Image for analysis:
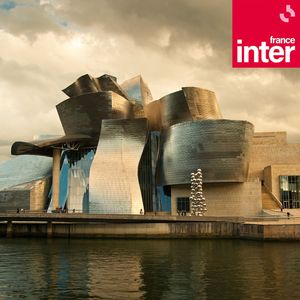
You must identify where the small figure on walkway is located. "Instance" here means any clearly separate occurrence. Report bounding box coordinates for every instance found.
[287,212,290,219]
[72,208,75,213]
[16,208,20,213]
[140,209,143,215]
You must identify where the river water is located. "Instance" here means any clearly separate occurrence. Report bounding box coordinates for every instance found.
[0,238,300,299]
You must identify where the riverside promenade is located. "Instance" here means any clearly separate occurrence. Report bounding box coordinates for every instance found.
[1,211,300,240]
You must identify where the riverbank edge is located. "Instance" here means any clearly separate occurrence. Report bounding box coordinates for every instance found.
[0,213,299,240]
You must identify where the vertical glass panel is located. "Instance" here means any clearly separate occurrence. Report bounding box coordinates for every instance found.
[280,175,300,209]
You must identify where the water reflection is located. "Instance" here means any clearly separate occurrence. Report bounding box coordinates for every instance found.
[1,239,300,299]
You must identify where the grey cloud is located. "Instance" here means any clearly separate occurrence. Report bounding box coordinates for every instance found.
[57,0,300,82]
[0,0,65,38]
[1,0,299,82]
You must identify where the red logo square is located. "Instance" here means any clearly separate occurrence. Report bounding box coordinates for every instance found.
[232,0,300,68]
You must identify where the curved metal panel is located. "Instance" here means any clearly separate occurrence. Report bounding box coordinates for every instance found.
[182,87,222,119]
[62,73,129,100]
[11,135,94,156]
[96,74,129,100]
[111,93,133,119]
[11,142,53,156]
[131,103,145,119]
[157,119,254,185]
[56,91,132,138]
[62,74,99,97]
[144,100,162,131]
[145,87,222,130]
[138,131,161,212]
[89,118,148,214]
[160,90,193,128]
[120,75,153,106]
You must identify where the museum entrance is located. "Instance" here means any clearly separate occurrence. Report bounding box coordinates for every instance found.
[280,176,300,209]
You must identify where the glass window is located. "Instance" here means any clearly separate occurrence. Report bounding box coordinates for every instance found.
[177,197,190,212]
[280,176,300,209]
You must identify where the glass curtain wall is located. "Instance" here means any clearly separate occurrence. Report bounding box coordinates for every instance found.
[280,176,300,208]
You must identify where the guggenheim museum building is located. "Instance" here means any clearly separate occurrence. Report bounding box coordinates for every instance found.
[0,73,299,217]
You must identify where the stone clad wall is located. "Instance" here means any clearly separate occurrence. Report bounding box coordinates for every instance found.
[2,219,300,240]
[0,177,51,212]
[171,182,262,217]
[0,190,30,211]
[30,177,51,211]
[249,132,300,180]
[263,164,300,200]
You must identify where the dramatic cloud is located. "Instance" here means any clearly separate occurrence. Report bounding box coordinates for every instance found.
[0,0,299,161]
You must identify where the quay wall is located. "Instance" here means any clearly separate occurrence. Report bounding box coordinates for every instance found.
[0,216,300,240]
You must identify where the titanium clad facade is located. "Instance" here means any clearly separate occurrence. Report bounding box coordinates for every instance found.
[96,74,129,100]
[111,93,133,119]
[160,90,193,128]
[182,87,222,120]
[62,74,99,97]
[56,91,132,138]
[138,131,161,212]
[157,119,254,185]
[144,100,162,131]
[120,75,153,106]
[11,71,287,217]
[89,118,148,214]
[144,87,222,131]
[62,73,128,99]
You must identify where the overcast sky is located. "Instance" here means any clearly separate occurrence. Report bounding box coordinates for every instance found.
[0,0,299,161]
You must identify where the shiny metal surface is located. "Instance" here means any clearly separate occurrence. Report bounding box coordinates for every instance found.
[182,87,222,120]
[89,118,148,214]
[144,100,162,131]
[96,74,129,100]
[10,72,256,215]
[120,75,153,106]
[57,91,132,138]
[62,74,99,97]
[62,73,129,100]
[145,87,222,130]
[138,131,161,212]
[160,90,193,128]
[11,135,94,156]
[157,119,254,185]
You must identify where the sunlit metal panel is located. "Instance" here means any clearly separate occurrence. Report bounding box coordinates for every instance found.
[120,75,153,106]
[56,91,132,138]
[62,74,100,97]
[96,74,129,100]
[160,90,193,128]
[89,118,148,214]
[182,87,222,119]
[157,119,254,185]
[144,100,162,131]
[145,87,222,131]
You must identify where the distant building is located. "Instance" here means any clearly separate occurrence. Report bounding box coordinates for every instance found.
[0,73,299,216]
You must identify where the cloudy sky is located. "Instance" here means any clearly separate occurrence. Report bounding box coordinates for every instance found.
[0,0,299,161]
